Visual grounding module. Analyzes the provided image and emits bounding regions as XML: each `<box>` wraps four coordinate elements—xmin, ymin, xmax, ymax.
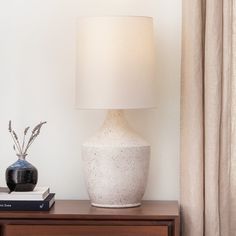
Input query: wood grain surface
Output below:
<box><xmin>0</xmin><ymin>200</ymin><xmax>179</xmax><ymax>236</ymax></box>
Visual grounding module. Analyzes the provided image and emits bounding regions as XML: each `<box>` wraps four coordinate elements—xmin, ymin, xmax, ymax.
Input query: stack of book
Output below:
<box><xmin>0</xmin><ymin>187</ymin><xmax>55</xmax><ymax>211</ymax></box>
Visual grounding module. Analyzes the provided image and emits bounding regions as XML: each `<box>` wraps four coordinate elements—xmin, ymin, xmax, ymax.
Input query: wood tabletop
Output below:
<box><xmin>0</xmin><ymin>200</ymin><xmax>179</xmax><ymax>220</ymax></box>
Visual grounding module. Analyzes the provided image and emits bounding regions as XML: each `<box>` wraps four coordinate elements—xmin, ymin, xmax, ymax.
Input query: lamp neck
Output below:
<box><xmin>83</xmin><ymin>109</ymin><xmax>149</xmax><ymax>146</ymax></box>
<box><xmin>102</xmin><ymin>110</ymin><xmax>128</xmax><ymax>130</ymax></box>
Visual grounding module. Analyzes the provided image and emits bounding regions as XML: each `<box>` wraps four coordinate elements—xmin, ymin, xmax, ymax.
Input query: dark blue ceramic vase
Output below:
<box><xmin>6</xmin><ymin>154</ymin><xmax>38</xmax><ymax>192</ymax></box>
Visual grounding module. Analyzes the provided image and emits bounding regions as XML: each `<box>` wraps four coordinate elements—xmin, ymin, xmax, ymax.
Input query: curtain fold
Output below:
<box><xmin>181</xmin><ymin>0</ymin><xmax>235</xmax><ymax>235</ymax></box>
<box><xmin>230</xmin><ymin>2</ymin><xmax>236</xmax><ymax>235</ymax></box>
<box><xmin>181</xmin><ymin>0</ymin><xmax>204</xmax><ymax>235</ymax></box>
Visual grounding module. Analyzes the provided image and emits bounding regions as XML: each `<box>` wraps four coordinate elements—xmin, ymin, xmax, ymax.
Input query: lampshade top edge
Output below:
<box><xmin>76</xmin><ymin>16</ymin><xmax>153</xmax><ymax>19</ymax></box>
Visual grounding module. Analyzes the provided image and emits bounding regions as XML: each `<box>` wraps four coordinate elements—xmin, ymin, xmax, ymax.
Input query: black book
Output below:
<box><xmin>0</xmin><ymin>193</ymin><xmax>55</xmax><ymax>211</ymax></box>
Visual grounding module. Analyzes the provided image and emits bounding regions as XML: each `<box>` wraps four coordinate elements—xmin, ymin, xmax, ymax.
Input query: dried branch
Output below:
<box><xmin>8</xmin><ymin>121</ymin><xmax>22</xmax><ymax>155</ymax></box>
<box><xmin>12</xmin><ymin>131</ymin><xmax>22</xmax><ymax>154</ymax></box>
<box><xmin>22</xmin><ymin>126</ymin><xmax>30</xmax><ymax>152</ymax></box>
<box><xmin>8</xmin><ymin>121</ymin><xmax>47</xmax><ymax>156</ymax></box>
<box><xmin>8</xmin><ymin>121</ymin><xmax>12</xmax><ymax>133</ymax></box>
<box><xmin>23</xmin><ymin>121</ymin><xmax>47</xmax><ymax>155</ymax></box>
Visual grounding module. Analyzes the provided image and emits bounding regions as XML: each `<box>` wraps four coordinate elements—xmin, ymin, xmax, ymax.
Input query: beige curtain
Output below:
<box><xmin>181</xmin><ymin>0</ymin><xmax>236</xmax><ymax>235</ymax></box>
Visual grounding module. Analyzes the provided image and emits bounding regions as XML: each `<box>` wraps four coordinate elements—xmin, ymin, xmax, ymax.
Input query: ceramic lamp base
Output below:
<box><xmin>91</xmin><ymin>202</ymin><xmax>141</xmax><ymax>208</ymax></box>
<box><xmin>82</xmin><ymin>110</ymin><xmax>150</xmax><ymax>208</ymax></box>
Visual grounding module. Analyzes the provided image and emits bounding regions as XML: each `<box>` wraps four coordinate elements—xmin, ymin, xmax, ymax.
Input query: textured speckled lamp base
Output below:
<box><xmin>91</xmin><ymin>202</ymin><xmax>141</xmax><ymax>208</ymax></box>
<box><xmin>82</xmin><ymin>110</ymin><xmax>150</xmax><ymax>208</ymax></box>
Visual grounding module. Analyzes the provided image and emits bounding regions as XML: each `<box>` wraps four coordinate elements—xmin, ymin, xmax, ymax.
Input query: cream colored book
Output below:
<box><xmin>0</xmin><ymin>187</ymin><xmax>50</xmax><ymax>201</ymax></box>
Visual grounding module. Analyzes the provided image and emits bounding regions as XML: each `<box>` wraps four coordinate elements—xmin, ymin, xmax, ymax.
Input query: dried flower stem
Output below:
<box><xmin>9</xmin><ymin>131</ymin><xmax>22</xmax><ymax>155</ymax></box>
<box><xmin>22</xmin><ymin>126</ymin><xmax>30</xmax><ymax>154</ymax></box>
<box><xmin>13</xmin><ymin>131</ymin><xmax>22</xmax><ymax>154</ymax></box>
<box><xmin>23</xmin><ymin>122</ymin><xmax>46</xmax><ymax>155</ymax></box>
<box><xmin>8</xmin><ymin>121</ymin><xmax>46</xmax><ymax>156</ymax></box>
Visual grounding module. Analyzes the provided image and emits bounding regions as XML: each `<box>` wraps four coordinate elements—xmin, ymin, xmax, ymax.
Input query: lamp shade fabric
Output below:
<box><xmin>76</xmin><ymin>16</ymin><xmax>156</xmax><ymax>109</ymax></box>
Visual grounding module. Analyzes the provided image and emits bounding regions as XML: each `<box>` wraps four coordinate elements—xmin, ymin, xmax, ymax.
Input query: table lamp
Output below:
<box><xmin>76</xmin><ymin>16</ymin><xmax>156</xmax><ymax>208</ymax></box>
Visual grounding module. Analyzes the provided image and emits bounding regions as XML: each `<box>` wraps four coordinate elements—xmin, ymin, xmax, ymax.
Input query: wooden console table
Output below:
<box><xmin>0</xmin><ymin>200</ymin><xmax>179</xmax><ymax>236</ymax></box>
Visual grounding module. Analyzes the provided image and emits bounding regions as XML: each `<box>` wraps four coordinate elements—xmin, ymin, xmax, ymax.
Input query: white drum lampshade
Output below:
<box><xmin>76</xmin><ymin>16</ymin><xmax>156</xmax><ymax>208</ymax></box>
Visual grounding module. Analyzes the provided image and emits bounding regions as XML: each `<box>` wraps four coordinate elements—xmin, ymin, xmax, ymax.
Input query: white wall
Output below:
<box><xmin>0</xmin><ymin>0</ymin><xmax>181</xmax><ymax>200</ymax></box>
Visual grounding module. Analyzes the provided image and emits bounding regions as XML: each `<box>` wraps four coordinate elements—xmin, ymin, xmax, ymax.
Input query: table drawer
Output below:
<box><xmin>5</xmin><ymin>225</ymin><xmax>169</xmax><ymax>236</ymax></box>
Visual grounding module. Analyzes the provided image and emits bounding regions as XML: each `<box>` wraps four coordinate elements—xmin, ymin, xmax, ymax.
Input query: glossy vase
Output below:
<box><xmin>6</xmin><ymin>154</ymin><xmax>38</xmax><ymax>192</ymax></box>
